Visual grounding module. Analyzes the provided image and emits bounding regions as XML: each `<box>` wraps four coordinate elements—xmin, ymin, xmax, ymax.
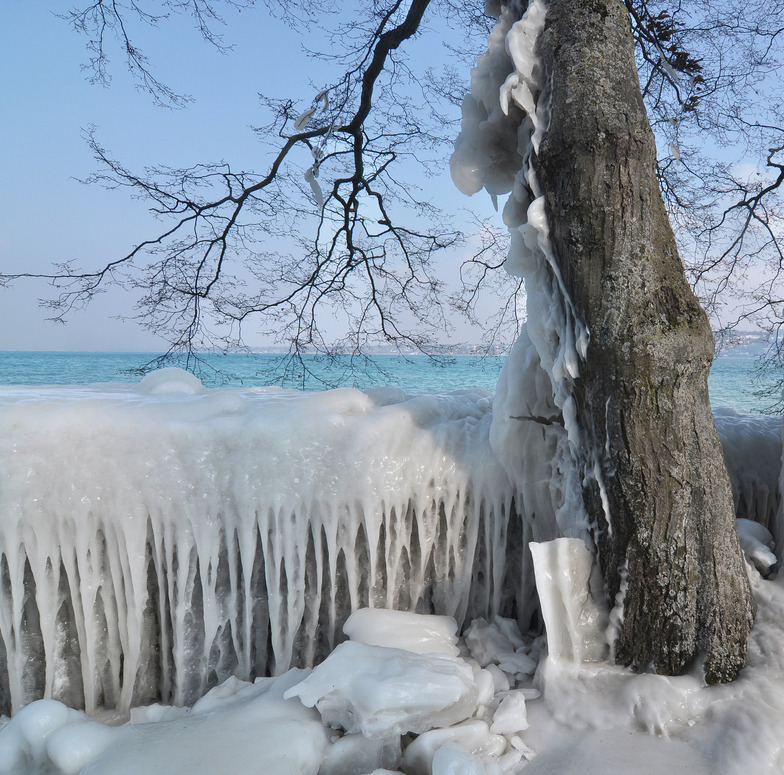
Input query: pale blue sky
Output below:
<box><xmin>1</xmin><ymin>2</ymin><xmax>494</xmax><ymax>351</ymax></box>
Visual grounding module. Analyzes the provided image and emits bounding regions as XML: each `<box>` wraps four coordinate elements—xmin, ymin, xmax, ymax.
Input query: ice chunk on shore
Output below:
<box><xmin>737</xmin><ymin>518</ymin><xmax>777</xmax><ymax>576</ymax></box>
<box><xmin>136</xmin><ymin>367</ymin><xmax>206</xmax><ymax>395</ymax></box>
<box><xmin>401</xmin><ymin>721</ymin><xmax>506</xmax><ymax>775</ymax></box>
<box><xmin>319</xmin><ymin>734</ymin><xmax>401</xmax><ymax>775</ymax></box>
<box><xmin>0</xmin><ymin>675</ymin><xmax>330</xmax><ymax>775</ymax></box>
<box><xmin>490</xmin><ymin>692</ymin><xmax>528</xmax><ymax>734</ymax></box>
<box><xmin>284</xmin><ymin>641</ymin><xmax>480</xmax><ymax>738</ymax></box>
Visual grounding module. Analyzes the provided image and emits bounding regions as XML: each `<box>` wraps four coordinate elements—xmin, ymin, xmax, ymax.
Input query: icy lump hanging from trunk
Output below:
<box><xmin>451</xmin><ymin>0</ymin><xmax>593</xmax><ymax>552</ymax></box>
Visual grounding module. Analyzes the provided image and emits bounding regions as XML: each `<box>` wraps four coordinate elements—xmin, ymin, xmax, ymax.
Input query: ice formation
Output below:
<box><xmin>0</xmin><ymin>0</ymin><xmax>781</xmax><ymax>728</ymax></box>
<box><xmin>452</xmin><ymin>0</ymin><xmax>594</xmax><ymax>563</ymax></box>
<box><xmin>529</xmin><ymin>539</ymin><xmax>608</xmax><ymax>664</ymax></box>
<box><xmin>0</xmin><ymin>1</ymin><xmax>783</xmax><ymax>772</ymax></box>
<box><xmin>284</xmin><ymin>641</ymin><xmax>482</xmax><ymax>738</ymax></box>
<box><xmin>0</xmin><ymin>376</ymin><xmax>525</xmax><ymax>715</ymax></box>
<box><xmin>0</xmin><ymin>609</ymin><xmax>542</xmax><ymax>774</ymax></box>
<box><xmin>4</xmin><ymin>367</ymin><xmax>773</xmax><ymax>721</ymax></box>
<box><xmin>714</xmin><ymin>410</ymin><xmax>783</xmax><ymax>556</ymax></box>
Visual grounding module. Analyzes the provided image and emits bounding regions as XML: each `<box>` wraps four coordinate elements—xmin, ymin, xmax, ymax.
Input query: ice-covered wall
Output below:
<box><xmin>0</xmin><ymin>371</ymin><xmax>779</xmax><ymax>717</ymax></box>
<box><xmin>714</xmin><ymin>409</ymin><xmax>783</xmax><ymax>556</ymax></box>
<box><xmin>0</xmin><ymin>371</ymin><xmax>526</xmax><ymax>715</ymax></box>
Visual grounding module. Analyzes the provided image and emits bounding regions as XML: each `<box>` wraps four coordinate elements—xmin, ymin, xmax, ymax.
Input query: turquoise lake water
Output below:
<box><xmin>0</xmin><ymin>351</ymin><xmax>779</xmax><ymax>414</ymax></box>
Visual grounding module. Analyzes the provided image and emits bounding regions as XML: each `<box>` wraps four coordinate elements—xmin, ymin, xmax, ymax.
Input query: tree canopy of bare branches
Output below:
<box><xmin>626</xmin><ymin>0</ymin><xmax>784</xmax><ymax>368</ymax></box>
<box><xmin>2</xmin><ymin>0</ymin><xmax>783</xmax><ymax>383</ymax></box>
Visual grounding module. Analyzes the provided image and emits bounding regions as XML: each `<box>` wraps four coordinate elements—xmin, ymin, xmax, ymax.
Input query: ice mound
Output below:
<box><xmin>136</xmin><ymin>367</ymin><xmax>207</xmax><ymax>395</ymax></box>
<box><xmin>0</xmin><ymin>606</ymin><xmax>542</xmax><ymax>775</ymax></box>
<box><xmin>0</xmin><ymin>371</ymin><xmax>778</xmax><ymax>720</ymax></box>
<box><xmin>0</xmin><ymin>358</ymin><xmax>779</xmax><ymax>723</ymax></box>
<box><xmin>402</xmin><ymin>723</ymin><xmax>507</xmax><ymax>774</ymax></box>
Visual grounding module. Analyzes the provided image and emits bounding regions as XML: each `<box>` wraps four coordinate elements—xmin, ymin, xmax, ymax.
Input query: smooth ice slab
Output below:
<box><xmin>284</xmin><ymin>641</ymin><xmax>480</xmax><ymax>738</ymax></box>
<box><xmin>343</xmin><ymin>608</ymin><xmax>460</xmax><ymax>656</ymax></box>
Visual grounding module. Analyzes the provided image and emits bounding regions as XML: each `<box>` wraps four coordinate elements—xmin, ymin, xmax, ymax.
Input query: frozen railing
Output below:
<box><xmin>0</xmin><ymin>373</ymin><xmax>524</xmax><ymax>715</ymax></box>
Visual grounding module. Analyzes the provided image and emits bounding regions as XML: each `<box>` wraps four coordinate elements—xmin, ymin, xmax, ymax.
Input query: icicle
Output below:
<box><xmin>294</xmin><ymin>107</ymin><xmax>317</xmax><ymax>131</ymax></box>
<box><xmin>304</xmin><ymin>166</ymin><xmax>324</xmax><ymax>209</ymax></box>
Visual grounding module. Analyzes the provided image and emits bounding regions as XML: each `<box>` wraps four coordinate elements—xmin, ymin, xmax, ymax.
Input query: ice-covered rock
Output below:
<box><xmin>737</xmin><ymin>518</ymin><xmax>777</xmax><ymax>576</ymax></box>
<box><xmin>402</xmin><ymin>721</ymin><xmax>506</xmax><ymax>775</ymax></box>
<box><xmin>432</xmin><ymin>744</ymin><xmax>499</xmax><ymax>775</ymax></box>
<box><xmin>0</xmin><ymin>378</ymin><xmax>521</xmax><ymax>715</ymax></box>
<box><xmin>319</xmin><ymin>733</ymin><xmax>401</xmax><ymax>775</ymax></box>
<box><xmin>490</xmin><ymin>692</ymin><xmax>528</xmax><ymax>735</ymax></box>
<box><xmin>0</xmin><ymin>673</ymin><xmax>330</xmax><ymax>775</ymax></box>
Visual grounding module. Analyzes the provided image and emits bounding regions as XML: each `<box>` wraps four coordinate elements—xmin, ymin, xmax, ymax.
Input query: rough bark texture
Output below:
<box><xmin>535</xmin><ymin>0</ymin><xmax>755</xmax><ymax>683</ymax></box>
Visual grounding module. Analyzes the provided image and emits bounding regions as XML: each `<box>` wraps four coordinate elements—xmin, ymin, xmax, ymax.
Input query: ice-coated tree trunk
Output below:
<box><xmin>534</xmin><ymin>0</ymin><xmax>755</xmax><ymax>683</ymax></box>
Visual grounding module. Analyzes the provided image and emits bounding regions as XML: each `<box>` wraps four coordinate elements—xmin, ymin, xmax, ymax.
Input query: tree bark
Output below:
<box><xmin>535</xmin><ymin>0</ymin><xmax>755</xmax><ymax>683</ymax></box>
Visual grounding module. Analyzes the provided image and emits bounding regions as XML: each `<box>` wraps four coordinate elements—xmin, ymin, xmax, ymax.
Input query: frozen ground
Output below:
<box><xmin>1</xmin><ymin>561</ymin><xmax>782</xmax><ymax>775</ymax></box>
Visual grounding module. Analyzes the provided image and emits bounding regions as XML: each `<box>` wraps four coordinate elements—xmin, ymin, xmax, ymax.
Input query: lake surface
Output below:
<box><xmin>0</xmin><ymin>351</ymin><xmax>779</xmax><ymax>414</ymax></box>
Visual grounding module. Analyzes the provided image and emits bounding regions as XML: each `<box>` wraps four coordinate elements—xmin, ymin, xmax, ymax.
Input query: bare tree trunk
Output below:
<box><xmin>535</xmin><ymin>0</ymin><xmax>755</xmax><ymax>683</ymax></box>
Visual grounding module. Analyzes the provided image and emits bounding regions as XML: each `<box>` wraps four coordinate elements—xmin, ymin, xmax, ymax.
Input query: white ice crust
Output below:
<box><xmin>0</xmin><ymin>374</ymin><xmax>523</xmax><ymax>715</ymax></box>
<box><xmin>1</xmin><ymin>370</ymin><xmax>776</xmax><ymax>726</ymax></box>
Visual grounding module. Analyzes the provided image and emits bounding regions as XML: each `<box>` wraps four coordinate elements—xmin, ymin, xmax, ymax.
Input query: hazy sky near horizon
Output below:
<box><xmin>1</xmin><ymin>2</ymin><xmax>496</xmax><ymax>352</ymax></box>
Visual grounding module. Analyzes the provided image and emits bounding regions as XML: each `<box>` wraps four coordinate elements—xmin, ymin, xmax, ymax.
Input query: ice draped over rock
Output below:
<box><xmin>0</xmin><ymin>376</ymin><xmax>528</xmax><ymax>715</ymax></box>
